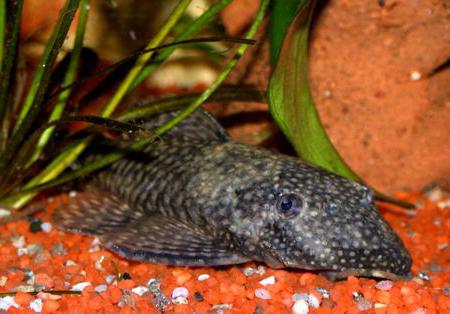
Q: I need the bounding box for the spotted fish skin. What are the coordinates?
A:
[55,109,412,277]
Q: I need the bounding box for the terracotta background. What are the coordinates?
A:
[21,0,450,194]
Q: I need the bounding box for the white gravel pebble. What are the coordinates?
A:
[410,71,422,81]
[255,266,266,275]
[292,293,308,302]
[12,235,26,248]
[197,274,210,281]
[71,282,91,292]
[40,222,52,233]
[132,286,149,296]
[292,300,309,314]
[64,260,78,266]
[29,298,43,312]
[0,296,19,311]
[259,275,276,286]
[172,287,189,299]
[94,284,108,293]
[0,276,7,287]
[254,288,271,300]
[307,294,320,308]
[374,303,387,309]
[105,274,116,284]
[375,280,393,291]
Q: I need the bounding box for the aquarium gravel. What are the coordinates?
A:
[0,190,449,313]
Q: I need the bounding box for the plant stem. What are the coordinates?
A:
[30,0,90,165]
[101,0,192,118]
[0,0,5,66]
[0,0,22,151]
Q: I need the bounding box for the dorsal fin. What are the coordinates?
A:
[143,108,230,142]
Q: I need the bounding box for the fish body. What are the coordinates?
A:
[55,109,411,277]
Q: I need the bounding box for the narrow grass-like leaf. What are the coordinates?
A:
[269,0,300,65]
[101,0,192,118]
[117,86,265,122]
[268,0,414,208]
[0,0,22,150]
[130,0,232,90]
[3,0,269,206]
[0,0,5,66]
[31,0,90,165]
[4,0,191,208]
[0,0,80,171]
[268,0,359,179]
[48,37,255,104]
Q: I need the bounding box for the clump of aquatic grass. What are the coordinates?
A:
[0,0,269,210]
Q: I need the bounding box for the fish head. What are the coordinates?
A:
[232,156,412,278]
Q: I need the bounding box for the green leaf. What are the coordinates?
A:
[0,0,22,149]
[269,0,303,65]
[30,0,90,165]
[0,0,80,172]
[268,0,414,209]
[268,0,359,180]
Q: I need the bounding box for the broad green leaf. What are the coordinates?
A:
[269,0,301,65]
[268,0,414,209]
[268,0,359,180]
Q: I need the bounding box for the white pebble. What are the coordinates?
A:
[259,275,276,286]
[254,288,271,300]
[132,286,149,296]
[376,280,393,291]
[172,287,189,299]
[256,266,266,275]
[17,248,28,256]
[69,191,77,197]
[292,300,309,314]
[410,308,426,314]
[91,237,101,246]
[71,282,91,292]
[94,284,108,293]
[243,267,255,276]
[172,296,188,305]
[29,298,43,312]
[410,71,422,81]
[12,235,26,248]
[374,303,387,308]
[0,276,7,287]
[40,222,52,233]
[105,275,116,284]
[292,293,308,302]
[197,274,210,281]
[0,296,19,311]
[307,294,320,308]
[64,260,78,266]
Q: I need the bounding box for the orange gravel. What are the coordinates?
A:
[0,190,449,313]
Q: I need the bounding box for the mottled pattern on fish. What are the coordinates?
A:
[54,109,412,277]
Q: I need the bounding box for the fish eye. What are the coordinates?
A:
[276,194,303,217]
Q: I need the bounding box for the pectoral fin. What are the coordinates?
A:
[54,191,248,266]
[101,214,250,266]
